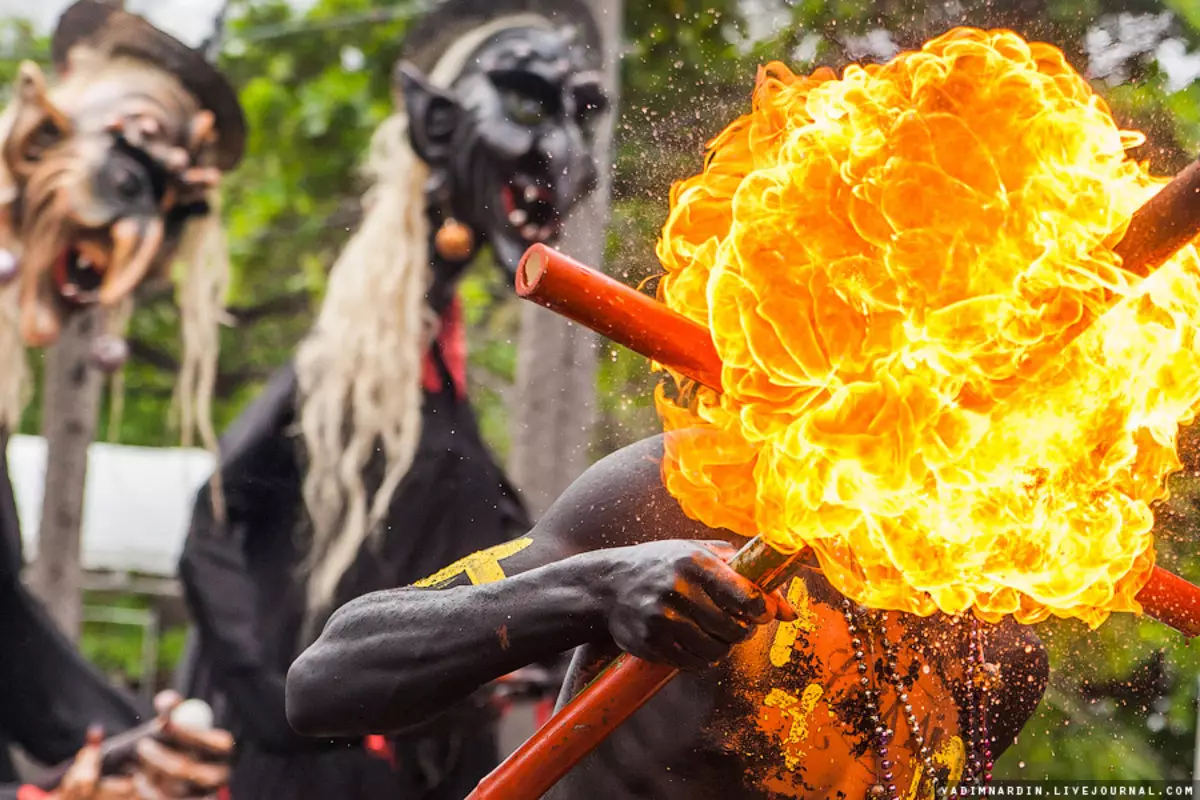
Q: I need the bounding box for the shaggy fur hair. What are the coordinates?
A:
[0,54,230,479]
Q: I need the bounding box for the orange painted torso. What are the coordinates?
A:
[719,571,972,798]
[553,566,1038,800]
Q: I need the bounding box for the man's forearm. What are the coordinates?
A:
[286,551,612,737]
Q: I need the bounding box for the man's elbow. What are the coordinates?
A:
[284,602,403,736]
[285,647,345,737]
[286,593,447,736]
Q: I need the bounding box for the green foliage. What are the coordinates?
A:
[79,592,189,692]
[1000,611,1200,780]
[0,18,47,103]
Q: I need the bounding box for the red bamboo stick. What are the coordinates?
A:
[470,655,675,799]
[516,245,724,390]
[959,158,1200,410]
[1112,158,1200,277]
[514,243,1200,636]
[472,565,1200,800]
[1135,565,1200,636]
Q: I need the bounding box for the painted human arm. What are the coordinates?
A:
[286,434,796,737]
[176,364,311,753]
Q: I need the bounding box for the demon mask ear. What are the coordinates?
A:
[1,62,72,184]
[394,62,461,168]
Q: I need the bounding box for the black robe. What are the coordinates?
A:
[177,333,531,800]
[0,434,148,798]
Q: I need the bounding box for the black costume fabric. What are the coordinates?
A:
[0,435,148,798]
[178,331,531,800]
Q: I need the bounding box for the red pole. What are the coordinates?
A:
[516,245,724,391]
[1135,566,1200,636]
[1111,158,1200,277]
[513,246,1200,638]
[469,655,677,799]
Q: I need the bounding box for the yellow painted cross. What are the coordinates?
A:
[413,537,535,588]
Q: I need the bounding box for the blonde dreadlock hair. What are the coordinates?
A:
[295,13,556,626]
[295,112,435,622]
[0,100,30,435]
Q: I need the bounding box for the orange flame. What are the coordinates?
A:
[655,27,1200,627]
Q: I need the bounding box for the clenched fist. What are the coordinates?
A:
[49,692,232,800]
[602,540,798,671]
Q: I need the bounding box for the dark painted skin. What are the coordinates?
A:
[286,435,1049,799]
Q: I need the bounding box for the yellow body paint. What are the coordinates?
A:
[753,573,966,797]
[768,578,819,668]
[760,684,825,770]
[903,736,965,799]
[413,537,535,588]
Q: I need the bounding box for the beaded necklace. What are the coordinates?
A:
[841,598,995,799]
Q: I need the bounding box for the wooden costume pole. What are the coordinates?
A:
[28,307,104,642]
[509,0,623,517]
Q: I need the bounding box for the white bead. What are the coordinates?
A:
[0,250,15,285]
[171,699,214,731]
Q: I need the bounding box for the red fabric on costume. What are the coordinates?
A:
[363,734,397,771]
[17,786,50,800]
[535,697,555,727]
[421,296,467,400]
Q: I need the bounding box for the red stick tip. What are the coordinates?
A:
[516,244,549,297]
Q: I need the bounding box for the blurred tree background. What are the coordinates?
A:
[4,0,1200,780]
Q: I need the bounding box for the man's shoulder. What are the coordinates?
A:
[545,433,733,552]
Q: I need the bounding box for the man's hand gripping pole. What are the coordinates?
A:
[473,534,805,800]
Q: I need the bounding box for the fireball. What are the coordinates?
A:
[655,27,1200,627]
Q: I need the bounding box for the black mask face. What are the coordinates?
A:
[398,25,608,277]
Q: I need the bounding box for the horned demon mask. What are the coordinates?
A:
[399,14,608,282]
[295,0,608,624]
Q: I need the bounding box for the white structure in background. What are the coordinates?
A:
[7,435,214,577]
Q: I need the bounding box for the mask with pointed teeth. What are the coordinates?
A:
[0,0,245,350]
